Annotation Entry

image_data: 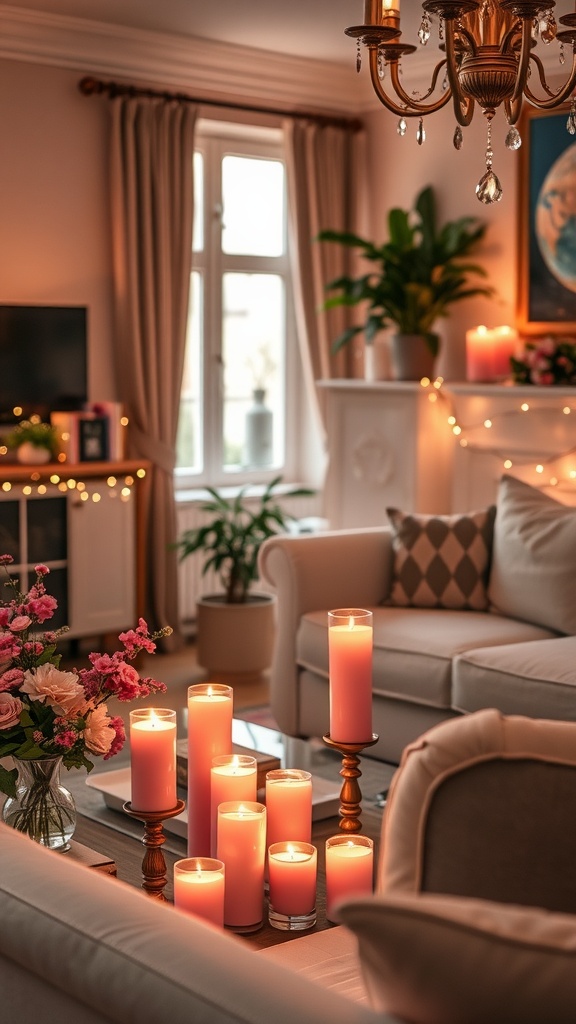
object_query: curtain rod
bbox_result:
[78,76,363,132]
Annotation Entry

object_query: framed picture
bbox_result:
[78,416,108,462]
[517,103,576,336]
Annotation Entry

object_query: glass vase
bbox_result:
[1,755,76,851]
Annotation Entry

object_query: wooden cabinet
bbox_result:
[0,459,150,637]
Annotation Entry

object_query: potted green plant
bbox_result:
[175,476,315,675]
[6,419,59,465]
[318,185,494,380]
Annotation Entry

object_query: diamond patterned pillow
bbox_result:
[386,506,496,611]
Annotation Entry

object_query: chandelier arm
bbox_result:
[367,48,452,116]
[509,17,534,105]
[445,19,475,127]
[523,51,576,109]
[504,96,524,127]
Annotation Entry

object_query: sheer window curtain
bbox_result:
[283,118,366,433]
[110,96,197,649]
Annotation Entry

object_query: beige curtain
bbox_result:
[283,118,365,432]
[110,96,197,649]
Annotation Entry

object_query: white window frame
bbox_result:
[175,119,300,493]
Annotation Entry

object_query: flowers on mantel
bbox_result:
[0,555,171,800]
[511,337,576,386]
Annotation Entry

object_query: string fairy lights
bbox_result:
[419,377,576,493]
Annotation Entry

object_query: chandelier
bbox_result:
[347,1,576,203]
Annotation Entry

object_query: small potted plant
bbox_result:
[6,419,59,465]
[318,185,494,380]
[175,476,314,675]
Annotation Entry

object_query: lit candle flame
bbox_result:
[148,709,161,728]
[288,844,295,861]
[348,616,355,630]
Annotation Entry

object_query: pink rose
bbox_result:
[9,616,31,633]
[0,692,23,729]
[0,668,24,692]
[84,703,115,757]
[20,664,88,714]
[27,595,57,623]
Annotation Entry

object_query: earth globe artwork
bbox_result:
[535,143,576,294]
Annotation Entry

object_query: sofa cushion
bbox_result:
[337,891,576,1024]
[488,475,576,635]
[297,607,555,710]
[386,506,495,611]
[453,635,576,720]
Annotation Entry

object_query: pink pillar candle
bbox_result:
[211,755,257,856]
[268,842,317,917]
[217,801,266,932]
[129,708,177,812]
[325,835,374,922]
[328,609,373,744]
[173,857,225,928]
[265,769,312,849]
[187,683,233,857]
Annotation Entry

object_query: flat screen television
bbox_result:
[0,304,88,422]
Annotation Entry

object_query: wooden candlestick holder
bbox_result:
[322,734,379,834]
[123,799,186,900]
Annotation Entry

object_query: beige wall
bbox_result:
[364,101,519,380]
[0,53,523,397]
[0,58,115,400]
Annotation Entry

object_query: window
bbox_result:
[176,121,297,490]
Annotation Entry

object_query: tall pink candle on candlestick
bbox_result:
[217,801,266,932]
[265,769,312,849]
[328,609,373,743]
[187,683,233,856]
[211,755,257,856]
[129,708,177,812]
[325,835,374,922]
[174,857,225,928]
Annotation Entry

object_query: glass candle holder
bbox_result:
[325,834,374,923]
[265,769,313,849]
[328,609,373,744]
[268,841,317,931]
[211,755,257,856]
[129,708,177,813]
[174,857,225,927]
[217,800,266,933]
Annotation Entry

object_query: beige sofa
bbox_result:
[259,475,576,763]
[4,710,576,1024]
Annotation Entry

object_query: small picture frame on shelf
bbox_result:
[78,416,108,462]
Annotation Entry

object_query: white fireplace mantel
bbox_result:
[318,380,576,528]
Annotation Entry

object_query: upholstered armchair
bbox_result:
[337,709,576,1024]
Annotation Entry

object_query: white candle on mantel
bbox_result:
[466,325,517,383]
[129,708,177,813]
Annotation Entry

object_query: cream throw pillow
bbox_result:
[488,475,576,635]
[338,892,576,1024]
[386,507,495,611]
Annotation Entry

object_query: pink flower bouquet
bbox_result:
[511,336,576,386]
[0,554,171,800]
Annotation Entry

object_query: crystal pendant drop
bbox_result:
[418,15,431,45]
[438,18,444,43]
[356,39,362,73]
[505,126,522,151]
[453,125,463,150]
[476,169,503,204]
[397,117,407,137]
[416,118,426,145]
[568,100,576,136]
[378,49,385,79]
[540,14,557,43]
[560,43,566,65]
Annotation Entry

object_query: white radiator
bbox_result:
[176,490,324,630]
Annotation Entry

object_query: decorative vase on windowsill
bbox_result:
[0,556,171,850]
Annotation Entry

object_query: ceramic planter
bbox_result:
[197,593,276,675]
[390,334,436,381]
